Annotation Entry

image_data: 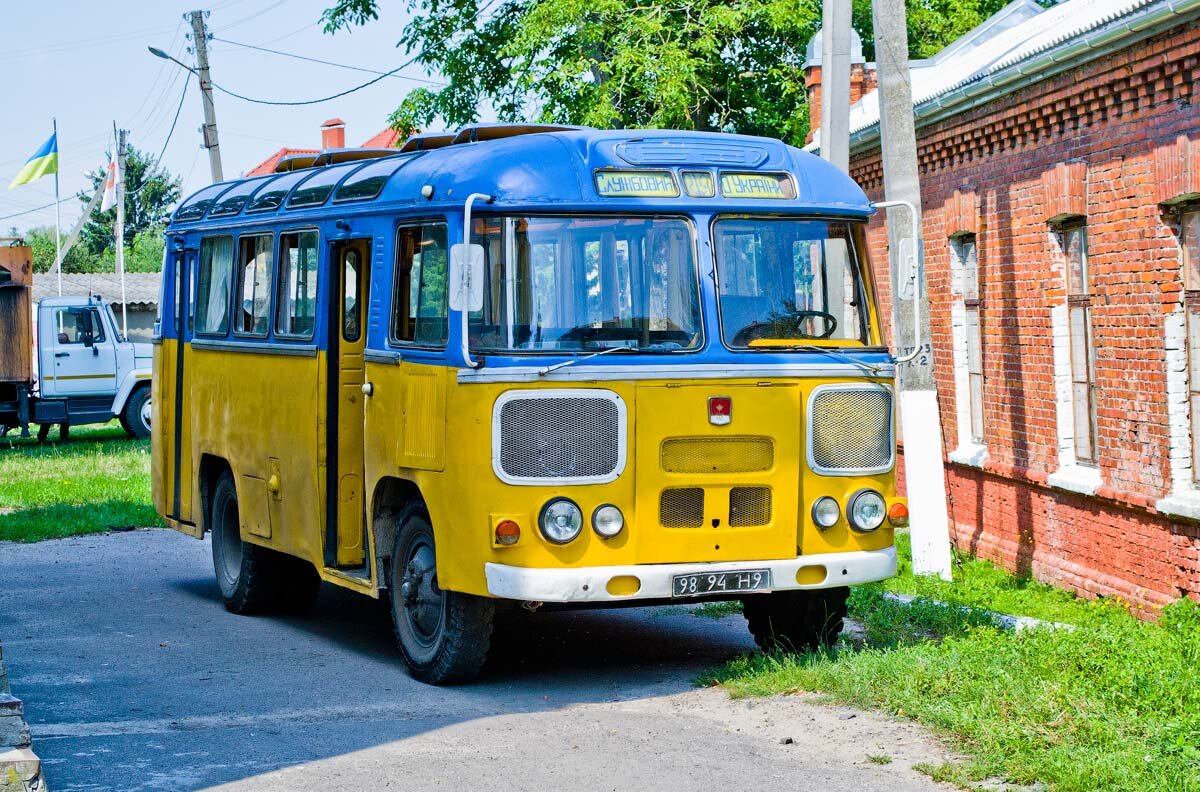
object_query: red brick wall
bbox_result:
[851,23,1200,609]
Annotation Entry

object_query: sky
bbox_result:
[0,0,463,236]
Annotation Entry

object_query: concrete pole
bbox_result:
[819,0,852,173]
[115,127,128,340]
[871,0,953,579]
[189,10,224,183]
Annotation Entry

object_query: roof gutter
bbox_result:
[847,0,1200,155]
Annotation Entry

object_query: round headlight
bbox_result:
[539,498,584,544]
[848,489,887,532]
[811,496,841,529]
[592,504,624,538]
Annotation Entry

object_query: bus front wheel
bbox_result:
[209,471,321,614]
[389,504,494,684]
[741,587,850,653]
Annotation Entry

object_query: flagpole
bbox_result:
[114,123,128,340]
[53,118,62,296]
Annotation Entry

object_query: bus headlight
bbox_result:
[592,504,624,538]
[811,496,841,529]
[848,489,887,532]
[539,498,584,544]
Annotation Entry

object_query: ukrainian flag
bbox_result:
[9,133,58,189]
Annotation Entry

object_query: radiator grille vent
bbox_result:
[729,487,772,527]
[496,392,623,482]
[809,388,894,472]
[660,488,705,528]
[661,436,774,474]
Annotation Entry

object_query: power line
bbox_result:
[166,51,425,106]
[0,201,65,222]
[216,0,288,33]
[213,36,445,86]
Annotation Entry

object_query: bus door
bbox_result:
[326,239,370,568]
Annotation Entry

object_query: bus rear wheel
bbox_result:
[209,471,320,614]
[741,587,850,653]
[389,504,494,684]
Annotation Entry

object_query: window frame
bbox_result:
[1060,221,1098,466]
[1180,207,1200,484]
[388,218,451,350]
[232,231,276,339]
[194,234,235,338]
[273,226,321,341]
[952,233,985,443]
[710,214,877,352]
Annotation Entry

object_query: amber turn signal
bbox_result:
[887,502,909,527]
[495,520,521,546]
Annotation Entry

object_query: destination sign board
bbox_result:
[719,172,796,199]
[682,171,716,198]
[594,170,679,197]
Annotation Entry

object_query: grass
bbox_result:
[0,421,162,542]
[702,534,1200,792]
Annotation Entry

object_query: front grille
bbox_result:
[660,488,705,527]
[661,436,774,474]
[496,391,623,482]
[809,387,894,472]
[729,487,772,527]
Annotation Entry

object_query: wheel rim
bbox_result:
[398,540,444,649]
[139,398,152,433]
[216,495,243,587]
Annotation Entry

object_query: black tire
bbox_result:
[742,587,850,653]
[121,385,152,439]
[388,503,494,684]
[209,471,321,614]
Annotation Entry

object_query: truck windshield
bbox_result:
[714,217,870,348]
[469,215,702,352]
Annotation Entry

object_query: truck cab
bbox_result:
[29,296,152,439]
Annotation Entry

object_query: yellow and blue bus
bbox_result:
[154,124,911,684]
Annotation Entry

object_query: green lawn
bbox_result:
[703,534,1200,792]
[0,421,162,542]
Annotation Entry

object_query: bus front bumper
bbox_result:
[484,546,897,604]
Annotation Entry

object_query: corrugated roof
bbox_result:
[32,272,162,307]
[834,0,1193,140]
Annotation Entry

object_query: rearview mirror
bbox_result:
[448,243,485,312]
[79,309,95,348]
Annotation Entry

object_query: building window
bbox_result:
[1063,223,1097,465]
[955,235,984,442]
[1183,209,1200,483]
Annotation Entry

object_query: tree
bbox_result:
[24,226,91,274]
[78,146,180,256]
[322,0,1011,147]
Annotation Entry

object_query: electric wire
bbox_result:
[212,36,445,86]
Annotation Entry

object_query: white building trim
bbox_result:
[1047,300,1102,495]
[947,236,989,468]
[1157,306,1200,519]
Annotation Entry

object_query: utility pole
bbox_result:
[114,125,129,339]
[819,0,852,173]
[872,0,952,579]
[188,9,224,183]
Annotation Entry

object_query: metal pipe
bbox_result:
[872,199,922,364]
[459,192,495,369]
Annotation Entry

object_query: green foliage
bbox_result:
[324,0,1013,147]
[703,539,1200,792]
[24,226,91,274]
[0,421,162,542]
[78,145,180,256]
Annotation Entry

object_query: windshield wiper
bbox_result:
[792,345,887,376]
[537,344,637,376]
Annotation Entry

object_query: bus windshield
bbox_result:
[714,217,870,348]
[469,215,702,352]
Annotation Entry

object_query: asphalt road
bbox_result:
[0,530,954,791]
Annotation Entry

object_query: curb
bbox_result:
[0,643,46,792]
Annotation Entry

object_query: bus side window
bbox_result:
[235,234,274,337]
[391,223,448,347]
[343,249,360,342]
[195,236,234,336]
[276,230,319,340]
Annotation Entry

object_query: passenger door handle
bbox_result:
[54,352,69,358]
[361,382,374,396]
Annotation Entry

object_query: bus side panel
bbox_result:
[186,347,324,566]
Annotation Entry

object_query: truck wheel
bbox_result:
[741,587,850,653]
[121,386,152,439]
[209,471,320,614]
[389,503,494,684]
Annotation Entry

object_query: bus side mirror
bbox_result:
[449,243,485,312]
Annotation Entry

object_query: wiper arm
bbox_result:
[537,344,636,376]
[794,345,886,376]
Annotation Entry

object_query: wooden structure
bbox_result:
[0,240,33,384]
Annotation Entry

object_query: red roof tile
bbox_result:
[245,146,320,178]
[359,127,402,149]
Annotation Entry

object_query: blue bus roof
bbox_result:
[168,127,872,230]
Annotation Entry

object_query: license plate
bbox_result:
[671,569,771,598]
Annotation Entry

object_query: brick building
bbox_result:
[807,0,1200,609]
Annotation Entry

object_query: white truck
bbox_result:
[1,242,153,441]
